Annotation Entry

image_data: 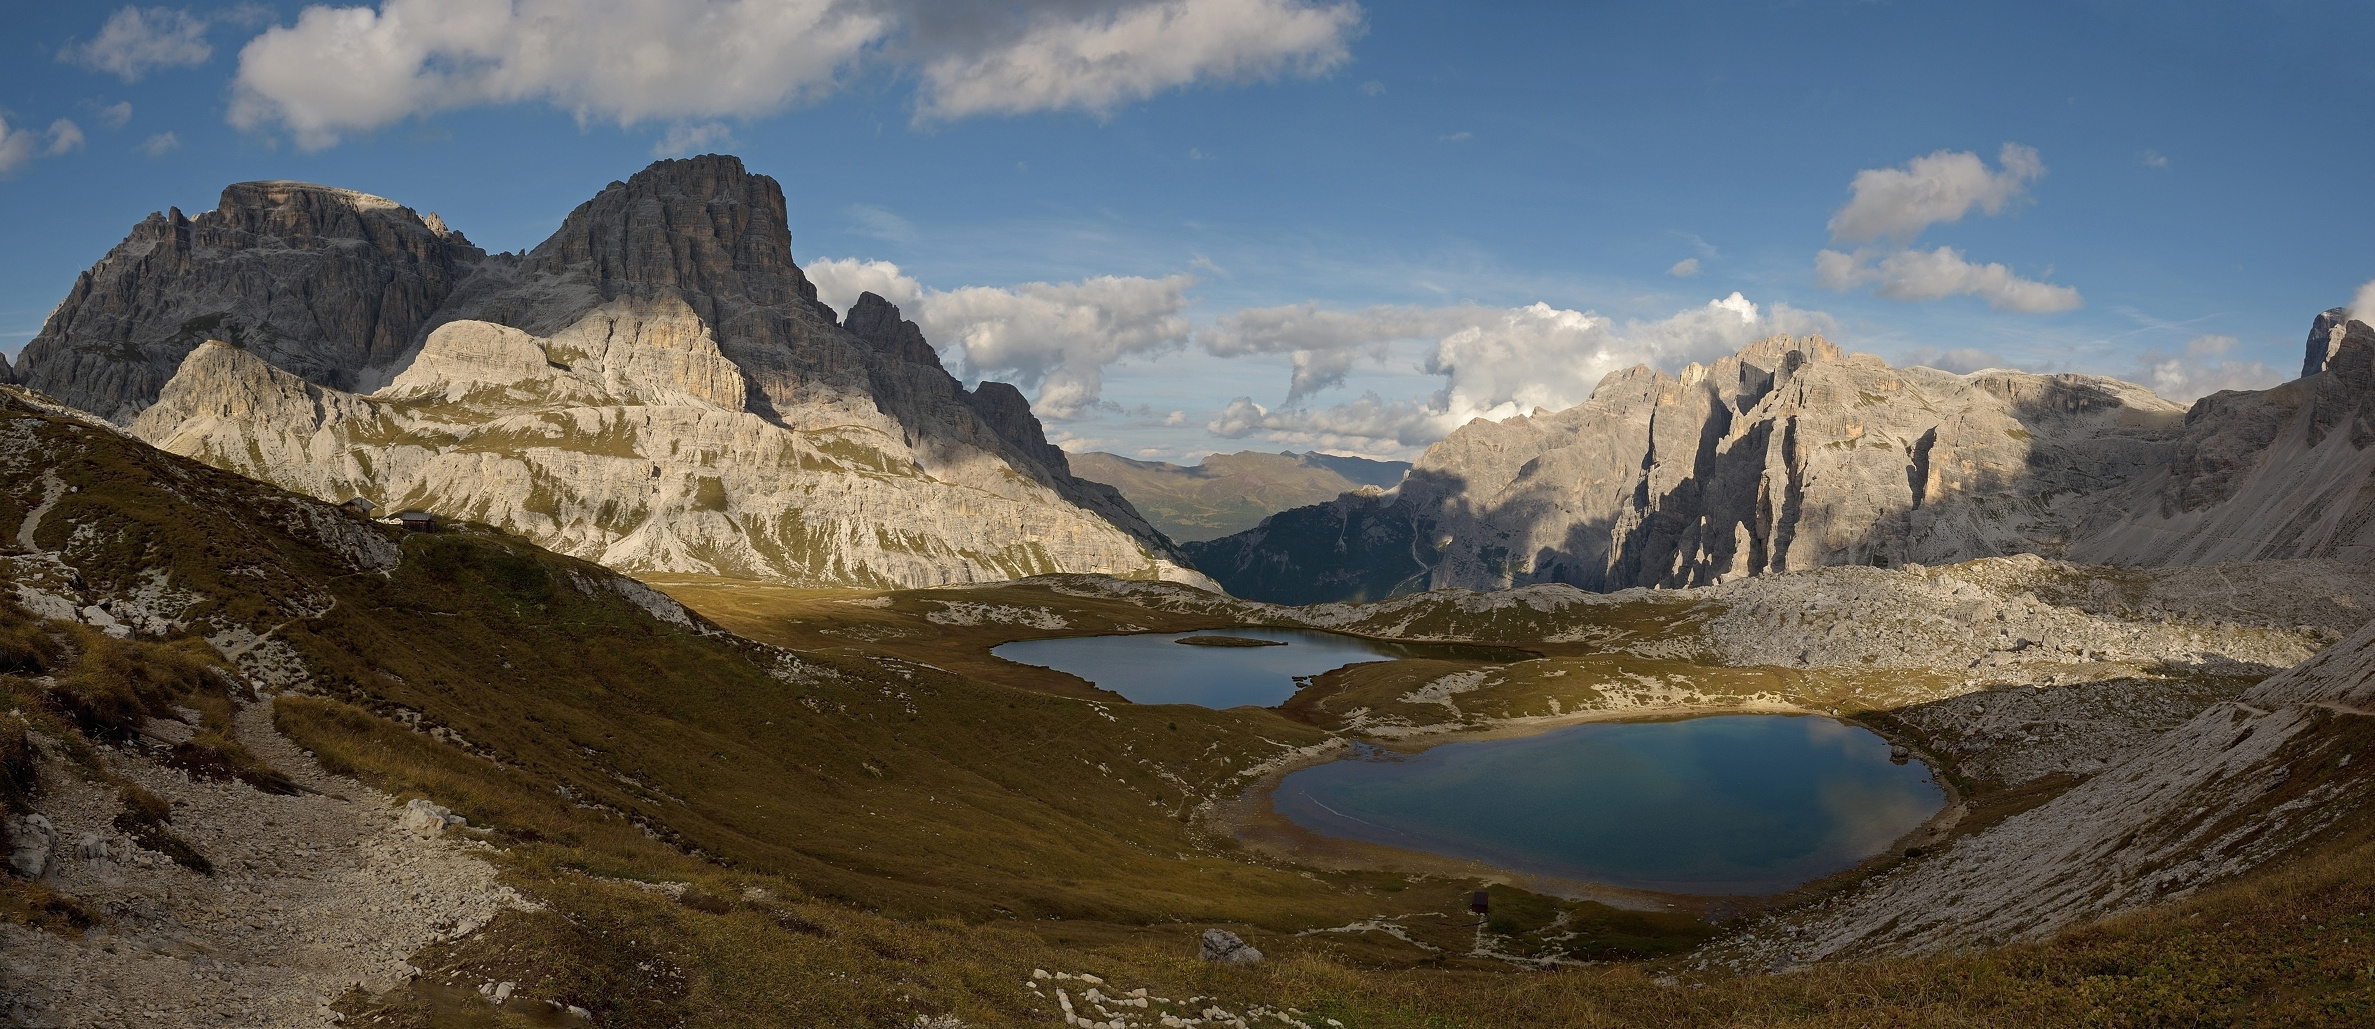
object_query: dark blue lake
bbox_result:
[1273,714,1945,894]
[990,628,1528,708]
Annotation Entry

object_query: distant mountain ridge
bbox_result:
[1068,449,1408,543]
[12,156,1205,590]
[1186,316,2375,605]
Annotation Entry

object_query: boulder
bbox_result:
[400,798,454,837]
[1198,928,1263,965]
[5,813,56,877]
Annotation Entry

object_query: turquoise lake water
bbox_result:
[1272,714,1945,895]
[990,628,1530,708]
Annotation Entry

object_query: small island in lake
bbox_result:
[1175,635,1290,648]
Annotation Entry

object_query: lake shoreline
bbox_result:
[1207,700,1967,916]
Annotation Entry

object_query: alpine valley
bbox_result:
[5,154,2375,1029]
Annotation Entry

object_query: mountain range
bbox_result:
[1188,314,2375,604]
[8,157,1205,591]
[1067,449,1407,543]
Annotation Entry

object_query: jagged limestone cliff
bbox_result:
[13,181,490,421]
[2068,313,2375,566]
[43,156,1201,589]
[1186,335,2188,603]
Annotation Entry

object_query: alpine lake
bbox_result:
[994,628,1947,896]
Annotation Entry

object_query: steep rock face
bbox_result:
[1187,335,2187,603]
[87,156,1195,589]
[12,182,491,421]
[2071,314,2375,566]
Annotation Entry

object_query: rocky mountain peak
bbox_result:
[1737,333,1845,365]
[529,154,816,314]
[842,292,945,371]
[2303,306,2362,379]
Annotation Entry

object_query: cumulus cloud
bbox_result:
[2138,334,2284,402]
[136,131,182,157]
[2352,278,2375,328]
[1667,257,1700,278]
[806,257,1194,419]
[95,101,134,129]
[913,0,1362,122]
[0,118,87,175]
[1208,292,1834,448]
[62,6,217,81]
[1828,143,2043,243]
[230,0,890,149]
[1815,144,2078,314]
[227,0,1364,148]
[1817,246,2081,313]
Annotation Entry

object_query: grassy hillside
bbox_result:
[1071,450,1408,543]
[6,390,2373,1026]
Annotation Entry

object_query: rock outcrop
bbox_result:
[13,181,490,422]
[1718,607,2375,965]
[2068,313,2375,566]
[1186,335,2187,603]
[47,156,1199,589]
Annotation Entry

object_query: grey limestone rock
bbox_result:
[5,812,56,877]
[12,181,491,422]
[68,156,1202,591]
[1189,335,2187,602]
[1198,928,1262,964]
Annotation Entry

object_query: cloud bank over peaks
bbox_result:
[222,0,1365,149]
[1816,143,2079,314]
[2137,334,2283,402]
[806,258,1194,420]
[1208,292,1835,452]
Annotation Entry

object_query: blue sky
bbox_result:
[2,0,2371,460]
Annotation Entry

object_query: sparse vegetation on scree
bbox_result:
[4,393,2374,1026]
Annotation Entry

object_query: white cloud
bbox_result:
[227,0,1363,148]
[2351,278,2375,328]
[2142,149,2169,169]
[0,118,86,175]
[1827,142,2043,243]
[806,257,1194,419]
[1438,131,1471,142]
[44,120,86,157]
[1207,292,1834,449]
[652,121,732,157]
[913,0,1361,122]
[807,257,924,315]
[231,0,893,150]
[1818,245,2081,313]
[2137,334,2284,402]
[96,101,134,129]
[136,131,182,157]
[1667,257,1700,278]
[63,6,217,82]
[1360,79,1383,96]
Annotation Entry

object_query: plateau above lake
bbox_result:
[991,628,1530,708]
[1273,714,1946,895]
